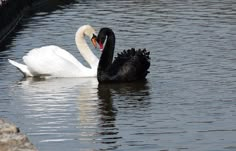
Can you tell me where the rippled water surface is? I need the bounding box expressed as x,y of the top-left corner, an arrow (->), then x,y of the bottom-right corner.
1,0 -> 236,150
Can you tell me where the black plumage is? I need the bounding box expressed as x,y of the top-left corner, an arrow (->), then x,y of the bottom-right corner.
97,28 -> 150,83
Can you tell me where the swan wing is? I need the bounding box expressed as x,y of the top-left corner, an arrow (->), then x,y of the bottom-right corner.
108,48 -> 150,81
23,45 -> 89,77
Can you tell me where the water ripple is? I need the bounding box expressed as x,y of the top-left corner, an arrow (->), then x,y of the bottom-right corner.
0,0 -> 236,151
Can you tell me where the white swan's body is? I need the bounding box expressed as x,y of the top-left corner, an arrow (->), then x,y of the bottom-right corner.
8,25 -> 99,77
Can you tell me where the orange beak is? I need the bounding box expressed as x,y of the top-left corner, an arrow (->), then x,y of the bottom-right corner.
91,36 -> 97,48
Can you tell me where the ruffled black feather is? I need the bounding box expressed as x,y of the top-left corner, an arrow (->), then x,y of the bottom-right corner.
108,48 -> 150,75
103,48 -> 150,82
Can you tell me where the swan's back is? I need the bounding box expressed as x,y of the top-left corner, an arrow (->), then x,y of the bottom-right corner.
23,45 -> 92,77
103,48 -> 150,82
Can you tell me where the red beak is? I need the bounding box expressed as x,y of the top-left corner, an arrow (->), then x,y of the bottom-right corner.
99,41 -> 103,52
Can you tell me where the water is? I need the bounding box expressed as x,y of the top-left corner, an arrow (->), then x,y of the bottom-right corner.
1,0 -> 236,150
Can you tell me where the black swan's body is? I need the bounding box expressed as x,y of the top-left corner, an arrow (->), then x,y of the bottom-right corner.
97,28 -> 150,83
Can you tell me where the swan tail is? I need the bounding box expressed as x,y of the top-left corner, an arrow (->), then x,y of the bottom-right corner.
127,48 -> 150,79
135,48 -> 150,77
8,59 -> 33,77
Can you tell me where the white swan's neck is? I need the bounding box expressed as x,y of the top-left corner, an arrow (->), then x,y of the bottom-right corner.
75,27 -> 98,69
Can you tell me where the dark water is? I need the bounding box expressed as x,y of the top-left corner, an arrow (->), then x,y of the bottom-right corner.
1,0 -> 236,150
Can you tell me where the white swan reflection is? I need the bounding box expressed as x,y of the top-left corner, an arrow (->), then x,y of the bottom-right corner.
16,78 -> 149,150
17,77 -> 100,143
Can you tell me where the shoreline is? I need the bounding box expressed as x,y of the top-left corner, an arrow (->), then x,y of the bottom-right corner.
0,118 -> 37,151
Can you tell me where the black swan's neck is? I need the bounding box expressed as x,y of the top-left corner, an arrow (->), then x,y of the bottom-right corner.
98,29 -> 116,71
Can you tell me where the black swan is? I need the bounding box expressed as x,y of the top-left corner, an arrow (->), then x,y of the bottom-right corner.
96,28 -> 150,83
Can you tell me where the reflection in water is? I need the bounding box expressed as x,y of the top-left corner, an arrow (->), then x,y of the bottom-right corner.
14,77 -> 100,148
98,81 -> 149,108
74,78 -> 99,143
16,77 -> 150,150
97,83 -> 118,147
96,81 -> 150,150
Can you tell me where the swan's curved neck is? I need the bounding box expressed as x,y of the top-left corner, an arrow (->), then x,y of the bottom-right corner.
98,29 -> 115,71
75,29 -> 98,69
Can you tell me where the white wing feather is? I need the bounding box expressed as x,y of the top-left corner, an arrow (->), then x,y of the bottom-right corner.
22,45 -> 92,77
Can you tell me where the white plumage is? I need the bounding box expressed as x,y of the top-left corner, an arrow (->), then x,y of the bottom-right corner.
8,25 -> 98,78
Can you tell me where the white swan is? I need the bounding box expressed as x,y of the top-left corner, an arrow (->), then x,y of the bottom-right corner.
8,25 -> 99,77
